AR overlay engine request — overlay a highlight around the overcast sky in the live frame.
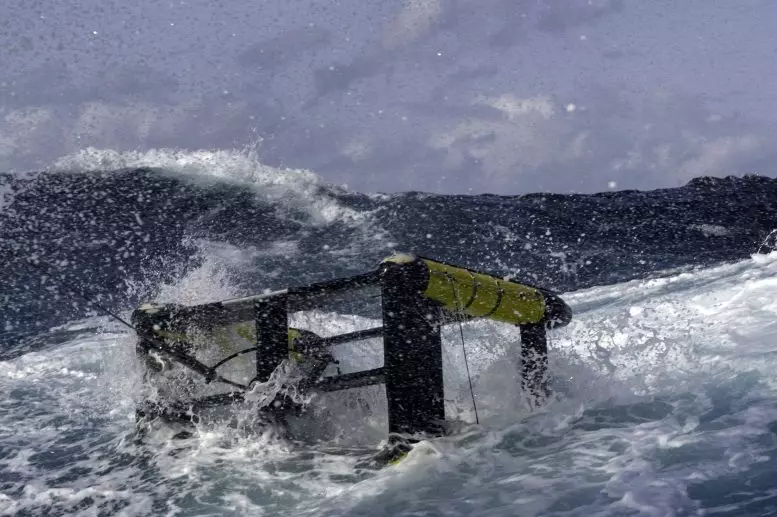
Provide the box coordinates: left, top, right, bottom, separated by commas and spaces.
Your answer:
1, 0, 776, 194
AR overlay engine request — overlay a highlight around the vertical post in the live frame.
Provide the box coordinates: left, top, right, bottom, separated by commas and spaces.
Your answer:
519, 322, 548, 399
132, 308, 155, 361
255, 294, 289, 382
381, 264, 445, 436
132, 304, 179, 373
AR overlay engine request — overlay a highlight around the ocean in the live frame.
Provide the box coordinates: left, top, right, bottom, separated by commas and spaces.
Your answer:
2, 149, 777, 516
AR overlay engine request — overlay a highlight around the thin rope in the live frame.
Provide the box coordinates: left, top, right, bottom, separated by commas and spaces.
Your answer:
23, 258, 136, 331
445, 272, 480, 425
457, 317, 479, 424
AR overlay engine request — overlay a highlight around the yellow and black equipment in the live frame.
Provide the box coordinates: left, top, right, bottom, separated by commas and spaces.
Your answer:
132, 253, 572, 444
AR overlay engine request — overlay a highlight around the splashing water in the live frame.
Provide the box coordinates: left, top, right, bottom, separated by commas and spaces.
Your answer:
4, 244, 777, 516
4, 149, 777, 515
50, 147, 353, 226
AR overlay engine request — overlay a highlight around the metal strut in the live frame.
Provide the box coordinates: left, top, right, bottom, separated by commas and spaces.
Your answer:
131, 253, 572, 440
380, 261, 445, 436
519, 322, 549, 400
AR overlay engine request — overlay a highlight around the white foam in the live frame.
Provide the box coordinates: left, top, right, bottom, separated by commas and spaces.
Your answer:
6, 252, 777, 515
151, 246, 244, 306
49, 147, 367, 226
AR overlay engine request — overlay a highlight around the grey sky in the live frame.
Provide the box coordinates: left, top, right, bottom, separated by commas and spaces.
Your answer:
1, 0, 775, 194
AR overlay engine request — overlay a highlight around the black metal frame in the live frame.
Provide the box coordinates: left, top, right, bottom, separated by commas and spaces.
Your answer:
132, 262, 570, 437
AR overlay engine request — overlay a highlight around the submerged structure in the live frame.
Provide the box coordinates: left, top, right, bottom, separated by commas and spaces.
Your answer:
132, 253, 572, 447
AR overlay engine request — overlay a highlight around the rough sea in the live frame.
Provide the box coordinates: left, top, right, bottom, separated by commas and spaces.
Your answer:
3, 149, 777, 516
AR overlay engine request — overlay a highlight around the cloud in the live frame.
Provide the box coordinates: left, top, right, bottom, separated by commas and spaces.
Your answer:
306, 87, 777, 193
535, 0, 625, 33
0, 96, 262, 170
1, 0, 775, 195
2, 61, 181, 109
237, 26, 332, 70
3, 82, 775, 196
474, 94, 556, 120
382, 0, 443, 50
675, 135, 763, 181
312, 0, 627, 97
